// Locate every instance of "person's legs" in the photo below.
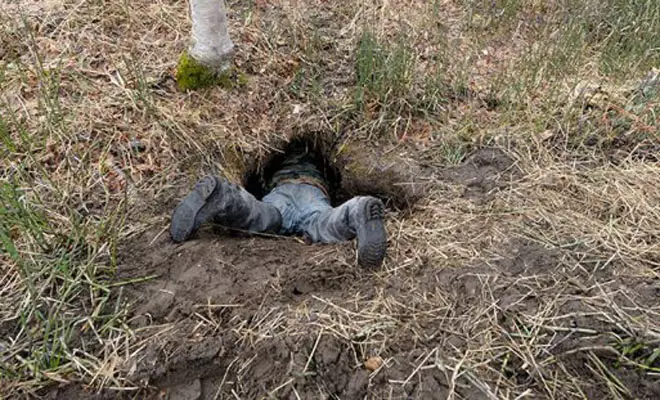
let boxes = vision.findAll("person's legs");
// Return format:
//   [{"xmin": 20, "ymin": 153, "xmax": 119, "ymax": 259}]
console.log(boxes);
[
  {"xmin": 305, "ymin": 196, "xmax": 387, "ymax": 268},
  {"xmin": 263, "ymin": 183, "xmax": 387, "ymax": 267},
  {"xmin": 170, "ymin": 154, "xmax": 387, "ymax": 266},
  {"xmin": 170, "ymin": 176, "xmax": 282, "ymax": 242},
  {"xmin": 262, "ymin": 183, "xmax": 332, "ymax": 235}
]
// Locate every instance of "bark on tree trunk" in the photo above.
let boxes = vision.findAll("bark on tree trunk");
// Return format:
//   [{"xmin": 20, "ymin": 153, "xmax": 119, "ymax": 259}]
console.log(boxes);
[
  {"xmin": 176, "ymin": 0, "xmax": 241, "ymax": 90},
  {"xmin": 189, "ymin": 0, "xmax": 234, "ymax": 69}
]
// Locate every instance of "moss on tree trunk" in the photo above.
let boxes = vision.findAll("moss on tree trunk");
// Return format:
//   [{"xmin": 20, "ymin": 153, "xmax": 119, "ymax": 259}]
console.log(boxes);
[{"xmin": 175, "ymin": 51, "xmax": 247, "ymax": 91}]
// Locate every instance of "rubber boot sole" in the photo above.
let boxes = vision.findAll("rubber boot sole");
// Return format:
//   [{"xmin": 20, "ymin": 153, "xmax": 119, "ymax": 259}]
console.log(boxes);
[
  {"xmin": 170, "ymin": 176, "xmax": 217, "ymax": 243},
  {"xmin": 356, "ymin": 199, "xmax": 387, "ymax": 268}
]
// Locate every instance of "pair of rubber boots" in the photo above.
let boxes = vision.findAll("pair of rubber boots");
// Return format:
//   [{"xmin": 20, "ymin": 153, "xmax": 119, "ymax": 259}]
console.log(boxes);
[{"xmin": 170, "ymin": 176, "xmax": 387, "ymax": 268}]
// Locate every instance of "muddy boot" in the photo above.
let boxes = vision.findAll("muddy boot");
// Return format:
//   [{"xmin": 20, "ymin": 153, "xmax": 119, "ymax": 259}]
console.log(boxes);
[
  {"xmin": 352, "ymin": 197, "xmax": 387, "ymax": 268},
  {"xmin": 170, "ymin": 176, "xmax": 282, "ymax": 242},
  {"xmin": 297, "ymin": 193, "xmax": 387, "ymax": 268}
]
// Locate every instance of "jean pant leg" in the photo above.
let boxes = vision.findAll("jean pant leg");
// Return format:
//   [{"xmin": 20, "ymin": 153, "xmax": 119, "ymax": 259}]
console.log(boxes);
[
  {"xmin": 263, "ymin": 184, "xmax": 370, "ymax": 244},
  {"xmin": 263, "ymin": 184, "xmax": 304, "ymax": 235},
  {"xmin": 263, "ymin": 183, "xmax": 332, "ymax": 236}
]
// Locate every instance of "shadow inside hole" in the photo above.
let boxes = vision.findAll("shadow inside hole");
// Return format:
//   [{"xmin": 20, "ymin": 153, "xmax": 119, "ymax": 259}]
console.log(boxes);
[
  {"xmin": 242, "ymin": 133, "xmax": 428, "ymax": 211},
  {"xmin": 242, "ymin": 135, "xmax": 343, "ymax": 206}
]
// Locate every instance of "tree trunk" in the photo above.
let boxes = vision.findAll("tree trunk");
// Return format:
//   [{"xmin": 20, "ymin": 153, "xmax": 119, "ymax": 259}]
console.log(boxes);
[
  {"xmin": 176, "ymin": 0, "xmax": 240, "ymax": 90},
  {"xmin": 189, "ymin": 0, "xmax": 234, "ymax": 69}
]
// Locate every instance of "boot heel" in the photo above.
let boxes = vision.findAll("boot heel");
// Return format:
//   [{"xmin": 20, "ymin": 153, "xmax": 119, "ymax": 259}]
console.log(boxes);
[{"xmin": 357, "ymin": 199, "xmax": 387, "ymax": 268}]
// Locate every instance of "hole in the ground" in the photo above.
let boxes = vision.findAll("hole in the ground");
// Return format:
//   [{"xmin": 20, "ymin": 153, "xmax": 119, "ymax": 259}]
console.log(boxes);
[
  {"xmin": 243, "ymin": 134, "xmax": 343, "ymax": 205},
  {"xmin": 242, "ymin": 133, "xmax": 428, "ymax": 210}
]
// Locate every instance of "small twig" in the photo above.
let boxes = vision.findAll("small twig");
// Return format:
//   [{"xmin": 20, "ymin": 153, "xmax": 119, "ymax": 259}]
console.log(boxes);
[
  {"xmin": 403, "ymin": 347, "xmax": 437, "ymax": 386},
  {"xmin": 463, "ymin": 370, "xmax": 499, "ymax": 400},
  {"xmin": 193, "ymin": 303, "xmax": 243, "ymax": 309},
  {"xmin": 148, "ymin": 226, "xmax": 168, "ymax": 246},
  {"xmin": 107, "ymin": 274, "xmax": 159, "ymax": 288},
  {"xmin": 231, "ymin": 389, "xmax": 242, "ymax": 400},
  {"xmin": 541, "ymin": 325, "xmax": 599, "ymax": 335},
  {"xmin": 303, "ymin": 329, "xmax": 323, "ymax": 374},
  {"xmin": 267, "ymin": 378, "xmax": 294, "ymax": 398}
]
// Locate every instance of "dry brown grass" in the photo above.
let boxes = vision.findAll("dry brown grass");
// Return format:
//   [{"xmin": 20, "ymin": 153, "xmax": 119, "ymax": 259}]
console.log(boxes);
[{"xmin": 1, "ymin": 0, "xmax": 659, "ymax": 398}]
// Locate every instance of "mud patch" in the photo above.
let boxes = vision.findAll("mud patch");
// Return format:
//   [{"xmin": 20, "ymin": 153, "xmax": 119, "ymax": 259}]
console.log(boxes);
[
  {"xmin": 111, "ymin": 227, "xmax": 373, "ymax": 397},
  {"xmin": 107, "ymin": 222, "xmax": 494, "ymax": 398},
  {"xmin": 121, "ymin": 329, "xmax": 485, "ymax": 400},
  {"xmin": 491, "ymin": 238, "xmax": 563, "ymax": 276},
  {"xmin": 118, "ymin": 229, "xmax": 360, "ymax": 325},
  {"xmin": 439, "ymin": 147, "xmax": 519, "ymax": 201}
]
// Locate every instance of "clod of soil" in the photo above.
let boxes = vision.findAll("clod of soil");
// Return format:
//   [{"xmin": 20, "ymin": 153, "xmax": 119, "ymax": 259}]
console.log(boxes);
[{"xmin": 364, "ymin": 356, "xmax": 384, "ymax": 371}]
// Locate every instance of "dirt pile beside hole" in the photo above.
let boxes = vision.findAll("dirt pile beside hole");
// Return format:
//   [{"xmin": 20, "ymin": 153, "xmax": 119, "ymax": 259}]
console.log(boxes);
[
  {"xmin": 439, "ymin": 147, "xmax": 519, "ymax": 201},
  {"xmin": 118, "ymin": 230, "xmax": 360, "ymax": 325}
]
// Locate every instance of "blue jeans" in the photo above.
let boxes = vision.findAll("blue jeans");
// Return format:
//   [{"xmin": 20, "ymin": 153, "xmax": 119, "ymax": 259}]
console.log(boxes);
[{"xmin": 262, "ymin": 183, "xmax": 367, "ymax": 243}]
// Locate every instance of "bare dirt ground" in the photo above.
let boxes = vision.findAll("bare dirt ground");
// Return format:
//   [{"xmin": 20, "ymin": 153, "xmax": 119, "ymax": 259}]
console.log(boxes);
[
  {"xmin": 48, "ymin": 147, "xmax": 532, "ymax": 399},
  {"xmin": 44, "ymin": 146, "xmax": 660, "ymax": 399},
  {"xmin": 114, "ymin": 148, "xmax": 519, "ymax": 399},
  {"xmin": 2, "ymin": 0, "xmax": 659, "ymax": 399}
]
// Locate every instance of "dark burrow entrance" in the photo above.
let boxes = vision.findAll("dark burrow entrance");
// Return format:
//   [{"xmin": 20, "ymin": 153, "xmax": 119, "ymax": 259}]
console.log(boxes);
[
  {"xmin": 241, "ymin": 133, "xmax": 428, "ymax": 210},
  {"xmin": 242, "ymin": 135, "xmax": 343, "ymax": 205}
]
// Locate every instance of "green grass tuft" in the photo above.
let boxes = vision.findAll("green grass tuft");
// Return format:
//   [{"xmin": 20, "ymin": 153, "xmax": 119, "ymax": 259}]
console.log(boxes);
[{"xmin": 355, "ymin": 31, "xmax": 415, "ymax": 110}]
